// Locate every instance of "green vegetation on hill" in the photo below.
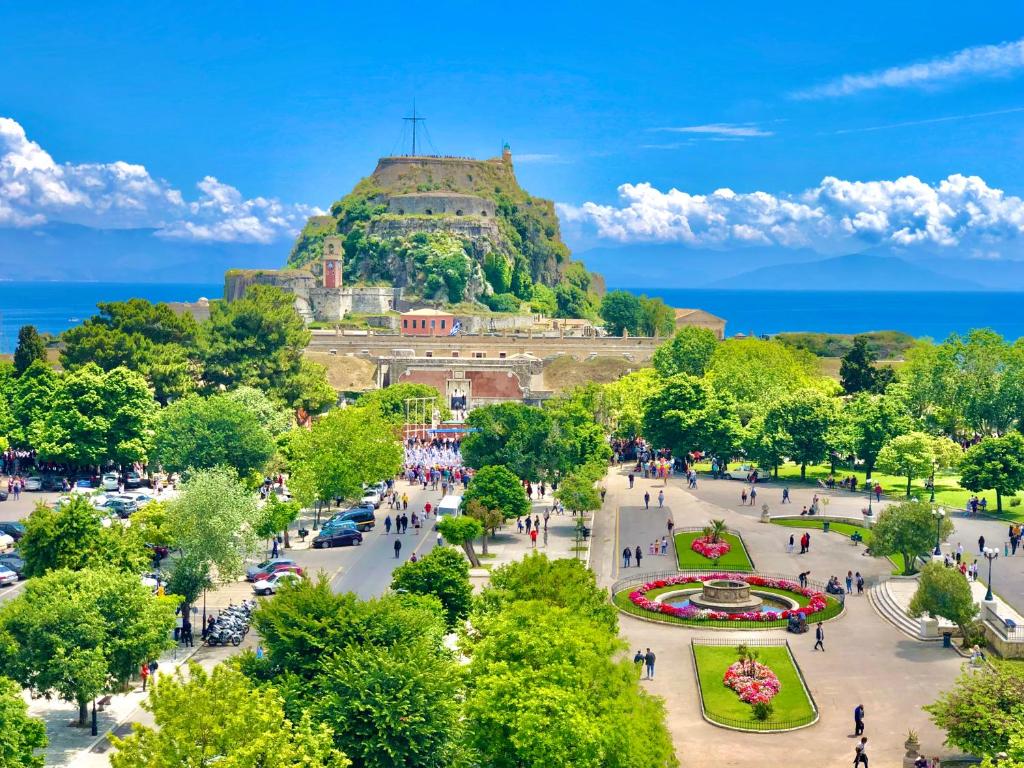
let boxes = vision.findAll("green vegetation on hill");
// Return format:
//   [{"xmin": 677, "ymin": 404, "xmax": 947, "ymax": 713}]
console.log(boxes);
[
  {"xmin": 286, "ymin": 156, "xmax": 600, "ymax": 315},
  {"xmin": 775, "ymin": 331, "xmax": 915, "ymax": 359}
]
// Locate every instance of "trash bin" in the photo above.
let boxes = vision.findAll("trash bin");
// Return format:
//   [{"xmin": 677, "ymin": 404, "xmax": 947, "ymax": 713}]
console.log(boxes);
[
  {"xmin": 942, "ymin": 631, "xmax": 953, "ymax": 648},
  {"xmin": 823, "ymin": 520, "xmax": 831, "ymax": 533}
]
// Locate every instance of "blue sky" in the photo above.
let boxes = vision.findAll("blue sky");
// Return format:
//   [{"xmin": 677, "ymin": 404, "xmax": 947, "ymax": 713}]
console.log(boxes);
[{"xmin": 1, "ymin": 1, "xmax": 1023, "ymax": 264}]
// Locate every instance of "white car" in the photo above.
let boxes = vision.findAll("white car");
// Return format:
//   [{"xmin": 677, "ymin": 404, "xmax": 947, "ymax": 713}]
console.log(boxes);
[
  {"xmin": 0, "ymin": 533, "xmax": 13, "ymax": 551},
  {"xmin": 361, "ymin": 490, "xmax": 382, "ymax": 509},
  {"xmin": 0, "ymin": 565, "xmax": 17, "ymax": 587},
  {"xmin": 101, "ymin": 473, "xmax": 120, "ymax": 491},
  {"xmin": 23, "ymin": 476, "xmax": 42, "ymax": 491},
  {"xmin": 252, "ymin": 571, "xmax": 303, "ymax": 596}
]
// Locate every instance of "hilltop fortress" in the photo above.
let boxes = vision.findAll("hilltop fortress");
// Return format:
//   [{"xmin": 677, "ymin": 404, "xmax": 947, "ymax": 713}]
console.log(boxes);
[{"xmin": 224, "ymin": 146, "xmax": 597, "ymax": 322}]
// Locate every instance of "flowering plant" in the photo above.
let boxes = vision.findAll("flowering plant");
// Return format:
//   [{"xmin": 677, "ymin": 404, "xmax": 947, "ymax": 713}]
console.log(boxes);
[
  {"xmin": 724, "ymin": 660, "xmax": 781, "ymax": 704},
  {"xmin": 627, "ymin": 572, "xmax": 829, "ymax": 622},
  {"xmin": 691, "ymin": 536, "xmax": 731, "ymax": 559}
]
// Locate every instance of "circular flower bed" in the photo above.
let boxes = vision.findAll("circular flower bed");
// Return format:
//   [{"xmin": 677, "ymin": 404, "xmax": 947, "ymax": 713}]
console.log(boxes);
[
  {"xmin": 628, "ymin": 572, "xmax": 828, "ymax": 622},
  {"xmin": 724, "ymin": 660, "xmax": 781, "ymax": 704},
  {"xmin": 692, "ymin": 536, "xmax": 730, "ymax": 559}
]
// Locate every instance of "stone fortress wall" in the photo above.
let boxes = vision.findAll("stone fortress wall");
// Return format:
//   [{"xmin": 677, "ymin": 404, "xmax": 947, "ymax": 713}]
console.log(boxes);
[{"xmin": 386, "ymin": 192, "xmax": 495, "ymax": 218}]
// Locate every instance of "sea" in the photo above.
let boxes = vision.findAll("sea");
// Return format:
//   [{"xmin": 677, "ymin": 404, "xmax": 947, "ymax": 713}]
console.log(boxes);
[{"xmin": 1, "ymin": 282, "xmax": 1024, "ymax": 353}]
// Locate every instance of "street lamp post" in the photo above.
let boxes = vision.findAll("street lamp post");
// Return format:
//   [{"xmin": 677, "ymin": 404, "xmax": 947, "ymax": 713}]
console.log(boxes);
[
  {"xmin": 984, "ymin": 547, "xmax": 999, "ymax": 602},
  {"xmin": 929, "ymin": 461, "xmax": 937, "ymax": 504},
  {"xmin": 932, "ymin": 507, "xmax": 945, "ymax": 556},
  {"xmin": 866, "ymin": 478, "xmax": 873, "ymax": 516}
]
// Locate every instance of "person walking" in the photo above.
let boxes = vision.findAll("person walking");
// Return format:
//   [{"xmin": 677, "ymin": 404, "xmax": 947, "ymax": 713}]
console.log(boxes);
[
  {"xmin": 978, "ymin": 535, "xmax": 986, "ymax": 553},
  {"xmin": 750, "ymin": 486, "xmax": 757, "ymax": 506},
  {"xmin": 623, "ymin": 547, "xmax": 632, "ymax": 568},
  {"xmin": 657, "ymin": 490, "xmax": 665, "ymax": 509},
  {"xmin": 846, "ymin": 571, "xmax": 853, "ymax": 594},
  {"xmin": 660, "ymin": 536, "xmax": 668, "ymax": 556},
  {"xmin": 635, "ymin": 545, "xmax": 643, "ymax": 568},
  {"xmin": 854, "ymin": 737, "xmax": 868, "ymax": 766},
  {"xmin": 643, "ymin": 491, "xmax": 650, "ymax": 510},
  {"xmin": 813, "ymin": 622, "xmax": 825, "ymax": 651},
  {"xmin": 628, "ymin": 473, "xmax": 635, "ymax": 489},
  {"xmin": 856, "ymin": 571, "xmax": 865, "ymax": 594},
  {"xmin": 782, "ymin": 487, "xmax": 790, "ymax": 504},
  {"xmin": 525, "ymin": 516, "xmax": 532, "ymax": 535},
  {"xmin": 741, "ymin": 488, "xmax": 748, "ymax": 505},
  {"xmin": 666, "ymin": 518, "xmax": 674, "ymax": 536},
  {"xmin": 644, "ymin": 648, "xmax": 656, "ymax": 680},
  {"xmin": 271, "ymin": 538, "xmax": 279, "ymax": 559},
  {"xmin": 394, "ymin": 538, "xmax": 402, "ymax": 559},
  {"xmin": 140, "ymin": 662, "xmax": 150, "ymax": 691},
  {"xmin": 530, "ymin": 528, "xmax": 538, "ymax": 548},
  {"xmin": 384, "ymin": 515, "xmax": 392, "ymax": 534},
  {"xmin": 633, "ymin": 649, "xmax": 645, "ymax": 678},
  {"xmin": 804, "ymin": 532, "xmax": 812, "ymax": 553},
  {"xmin": 854, "ymin": 703, "xmax": 865, "ymax": 736},
  {"xmin": 787, "ymin": 534, "xmax": 795, "ymax": 554}
]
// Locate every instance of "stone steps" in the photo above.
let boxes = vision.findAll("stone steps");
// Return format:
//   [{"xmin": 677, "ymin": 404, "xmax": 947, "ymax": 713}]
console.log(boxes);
[{"xmin": 866, "ymin": 580, "xmax": 941, "ymax": 641}]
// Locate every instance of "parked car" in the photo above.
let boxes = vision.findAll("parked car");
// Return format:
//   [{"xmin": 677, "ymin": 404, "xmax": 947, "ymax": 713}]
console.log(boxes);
[
  {"xmin": 312, "ymin": 528, "xmax": 363, "ymax": 549},
  {"xmin": 252, "ymin": 571, "xmax": 303, "ymax": 596},
  {"xmin": 251, "ymin": 563, "xmax": 305, "ymax": 580},
  {"xmin": 321, "ymin": 518, "xmax": 359, "ymax": 533},
  {"xmin": 0, "ymin": 522, "xmax": 26, "ymax": 541},
  {"xmin": 245, "ymin": 558, "xmax": 296, "ymax": 581},
  {"xmin": 41, "ymin": 475, "xmax": 64, "ymax": 492},
  {"xmin": 361, "ymin": 490, "xmax": 382, "ymax": 509},
  {"xmin": 0, "ymin": 553, "xmax": 26, "ymax": 579},
  {"xmin": 23, "ymin": 476, "xmax": 43, "ymax": 492},
  {"xmin": 103, "ymin": 498, "xmax": 138, "ymax": 518},
  {"xmin": 0, "ymin": 532, "xmax": 14, "ymax": 551},
  {"xmin": 101, "ymin": 473, "xmax": 120, "ymax": 491},
  {"xmin": 721, "ymin": 464, "xmax": 772, "ymax": 482},
  {"xmin": 0, "ymin": 490, "xmax": 7, "ymax": 501},
  {"xmin": 337, "ymin": 506, "xmax": 376, "ymax": 531},
  {"xmin": 71, "ymin": 480, "xmax": 94, "ymax": 495},
  {"xmin": 125, "ymin": 471, "xmax": 145, "ymax": 489},
  {"xmin": 0, "ymin": 565, "xmax": 17, "ymax": 587}
]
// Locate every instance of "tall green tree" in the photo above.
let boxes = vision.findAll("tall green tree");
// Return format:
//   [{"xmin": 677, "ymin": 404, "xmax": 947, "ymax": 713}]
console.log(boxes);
[
  {"xmin": 908, "ymin": 561, "xmax": 978, "ymax": 647},
  {"xmin": 958, "ymin": 433, "xmax": 1024, "ymax": 513},
  {"xmin": 876, "ymin": 431, "xmax": 961, "ymax": 498},
  {"xmin": 652, "ymin": 326, "xmax": 718, "ymax": 378},
  {"xmin": 111, "ymin": 663, "xmax": 349, "ymax": 768},
  {"xmin": 638, "ymin": 295, "xmax": 676, "ymax": 337},
  {"xmin": 436, "ymin": 516, "xmax": 485, "ymax": 569},
  {"xmin": 152, "ymin": 393, "xmax": 275, "ymax": 477},
  {"xmin": 761, "ymin": 388, "xmax": 835, "ymax": 479},
  {"xmin": 0, "ymin": 676, "xmax": 47, "ymax": 768},
  {"xmin": 839, "ymin": 335, "xmax": 880, "ymax": 394},
  {"xmin": 356, "ymin": 383, "xmax": 450, "ymax": 425},
  {"xmin": 462, "ymin": 403, "xmax": 552, "ymax": 479},
  {"xmin": 391, "ymin": 546, "xmax": 472, "ymax": 628},
  {"xmin": 0, "ymin": 568, "xmax": 177, "ymax": 726},
  {"xmin": 599, "ymin": 291, "xmax": 644, "ymax": 336},
  {"xmin": 10, "ymin": 360, "xmax": 59, "ymax": 446},
  {"xmin": 200, "ymin": 285, "xmax": 312, "ymax": 407},
  {"xmin": 555, "ymin": 469, "xmax": 603, "ymax": 515},
  {"xmin": 19, "ymin": 496, "xmax": 150, "ymax": 578},
  {"xmin": 288, "ymin": 407, "xmax": 403, "ymax": 510},
  {"xmin": 641, "ymin": 374, "xmax": 743, "ymax": 461},
  {"xmin": 167, "ymin": 467, "xmax": 261, "ymax": 588},
  {"xmin": 461, "ymin": 465, "xmax": 530, "ymax": 520},
  {"xmin": 869, "ymin": 499, "xmax": 953, "ymax": 575},
  {"xmin": 13, "ymin": 326, "xmax": 47, "ymax": 377},
  {"xmin": 845, "ymin": 392, "xmax": 913, "ymax": 478},
  {"xmin": 926, "ymin": 664, "xmax": 1024, "ymax": 758},
  {"xmin": 223, "ymin": 385, "xmax": 294, "ymax": 437}
]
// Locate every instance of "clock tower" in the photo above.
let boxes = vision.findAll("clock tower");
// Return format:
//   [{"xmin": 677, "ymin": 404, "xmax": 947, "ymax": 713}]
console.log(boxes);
[{"xmin": 322, "ymin": 236, "xmax": 343, "ymax": 289}]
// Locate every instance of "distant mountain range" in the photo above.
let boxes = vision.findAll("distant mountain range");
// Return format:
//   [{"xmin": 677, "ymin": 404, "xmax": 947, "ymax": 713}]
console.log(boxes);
[
  {"xmin": 577, "ymin": 244, "xmax": 1018, "ymax": 292},
  {"xmin": 0, "ymin": 223, "xmax": 282, "ymax": 284}
]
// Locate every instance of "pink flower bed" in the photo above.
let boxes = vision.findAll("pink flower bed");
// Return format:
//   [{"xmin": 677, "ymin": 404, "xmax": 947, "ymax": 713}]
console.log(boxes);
[
  {"xmin": 691, "ymin": 536, "xmax": 730, "ymax": 559},
  {"xmin": 627, "ymin": 572, "xmax": 829, "ymax": 622},
  {"xmin": 724, "ymin": 660, "xmax": 781, "ymax": 704}
]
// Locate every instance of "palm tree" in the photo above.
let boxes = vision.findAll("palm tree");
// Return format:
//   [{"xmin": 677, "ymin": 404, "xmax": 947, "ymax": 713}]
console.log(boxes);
[{"xmin": 709, "ymin": 519, "xmax": 727, "ymax": 543}]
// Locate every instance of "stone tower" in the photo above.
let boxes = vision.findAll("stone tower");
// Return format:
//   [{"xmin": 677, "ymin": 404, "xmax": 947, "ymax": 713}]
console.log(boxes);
[
  {"xmin": 502, "ymin": 142, "xmax": 512, "ymax": 163},
  {"xmin": 322, "ymin": 236, "xmax": 343, "ymax": 289}
]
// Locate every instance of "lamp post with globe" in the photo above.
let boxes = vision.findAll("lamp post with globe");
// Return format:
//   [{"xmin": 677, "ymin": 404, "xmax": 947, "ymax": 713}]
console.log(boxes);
[
  {"xmin": 932, "ymin": 507, "xmax": 945, "ymax": 556},
  {"xmin": 984, "ymin": 547, "xmax": 999, "ymax": 602}
]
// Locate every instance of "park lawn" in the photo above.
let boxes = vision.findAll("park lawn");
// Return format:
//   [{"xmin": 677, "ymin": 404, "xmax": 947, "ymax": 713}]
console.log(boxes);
[
  {"xmin": 769, "ymin": 518, "xmax": 905, "ymax": 575},
  {"xmin": 612, "ymin": 584, "xmax": 844, "ymax": 629},
  {"xmin": 694, "ymin": 460, "xmax": 1024, "ymax": 522},
  {"xmin": 692, "ymin": 644, "xmax": 816, "ymax": 730},
  {"xmin": 674, "ymin": 530, "xmax": 754, "ymax": 572}
]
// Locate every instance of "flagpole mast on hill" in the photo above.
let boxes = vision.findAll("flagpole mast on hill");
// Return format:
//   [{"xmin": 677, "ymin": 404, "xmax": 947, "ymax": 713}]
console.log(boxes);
[{"xmin": 403, "ymin": 100, "xmax": 425, "ymax": 156}]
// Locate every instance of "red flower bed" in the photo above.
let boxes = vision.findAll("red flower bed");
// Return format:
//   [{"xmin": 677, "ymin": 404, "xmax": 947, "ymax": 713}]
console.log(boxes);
[
  {"xmin": 627, "ymin": 572, "xmax": 829, "ymax": 622},
  {"xmin": 724, "ymin": 660, "xmax": 781, "ymax": 704},
  {"xmin": 691, "ymin": 536, "xmax": 730, "ymax": 559}
]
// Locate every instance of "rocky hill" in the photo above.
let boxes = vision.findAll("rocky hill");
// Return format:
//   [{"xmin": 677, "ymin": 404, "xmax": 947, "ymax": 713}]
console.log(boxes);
[{"xmin": 287, "ymin": 149, "xmax": 602, "ymax": 311}]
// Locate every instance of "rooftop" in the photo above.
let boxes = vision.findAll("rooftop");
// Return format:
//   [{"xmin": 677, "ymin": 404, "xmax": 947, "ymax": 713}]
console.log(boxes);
[{"xmin": 401, "ymin": 308, "xmax": 456, "ymax": 317}]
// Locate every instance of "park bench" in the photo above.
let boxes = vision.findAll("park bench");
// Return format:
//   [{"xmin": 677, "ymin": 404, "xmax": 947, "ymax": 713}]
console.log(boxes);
[{"xmin": 96, "ymin": 695, "xmax": 113, "ymax": 711}]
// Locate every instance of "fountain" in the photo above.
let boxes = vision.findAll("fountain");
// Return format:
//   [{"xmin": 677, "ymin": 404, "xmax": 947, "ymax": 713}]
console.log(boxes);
[{"xmin": 686, "ymin": 579, "xmax": 765, "ymax": 612}]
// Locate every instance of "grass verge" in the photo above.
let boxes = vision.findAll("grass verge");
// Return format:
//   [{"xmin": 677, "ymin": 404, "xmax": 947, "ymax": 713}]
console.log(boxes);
[
  {"xmin": 693, "ymin": 644, "xmax": 816, "ymax": 730},
  {"xmin": 674, "ymin": 531, "xmax": 754, "ymax": 572}
]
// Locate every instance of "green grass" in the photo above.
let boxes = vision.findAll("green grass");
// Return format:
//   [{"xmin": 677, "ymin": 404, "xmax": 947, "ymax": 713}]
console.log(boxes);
[
  {"xmin": 692, "ymin": 644, "xmax": 816, "ymax": 730},
  {"xmin": 612, "ymin": 584, "xmax": 843, "ymax": 629},
  {"xmin": 674, "ymin": 531, "xmax": 754, "ymax": 572},
  {"xmin": 770, "ymin": 518, "xmax": 906, "ymax": 575},
  {"xmin": 696, "ymin": 460, "xmax": 1024, "ymax": 522}
]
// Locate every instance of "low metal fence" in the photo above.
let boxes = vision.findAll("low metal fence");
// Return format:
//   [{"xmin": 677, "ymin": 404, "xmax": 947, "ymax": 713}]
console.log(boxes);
[
  {"xmin": 690, "ymin": 637, "xmax": 819, "ymax": 731},
  {"xmin": 671, "ymin": 526, "xmax": 758, "ymax": 571},
  {"xmin": 983, "ymin": 603, "xmax": 1024, "ymax": 642}
]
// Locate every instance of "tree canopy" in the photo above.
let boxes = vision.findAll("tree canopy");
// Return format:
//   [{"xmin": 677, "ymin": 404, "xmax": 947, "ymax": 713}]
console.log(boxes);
[
  {"xmin": 461, "ymin": 465, "xmax": 530, "ymax": 520},
  {"xmin": 876, "ymin": 431, "xmax": 961, "ymax": 497},
  {"xmin": 0, "ymin": 676, "xmax": 47, "ymax": 768},
  {"xmin": 926, "ymin": 665, "xmax": 1024, "ymax": 757},
  {"xmin": 391, "ymin": 546, "xmax": 472, "ymax": 628},
  {"xmin": 13, "ymin": 326, "xmax": 47, "ymax": 377},
  {"xmin": 652, "ymin": 326, "xmax": 718, "ymax": 378},
  {"xmin": 908, "ymin": 561, "xmax": 978, "ymax": 646},
  {"xmin": 869, "ymin": 499, "xmax": 952, "ymax": 575},
  {"xmin": 958, "ymin": 432, "xmax": 1024, "ymax": 512}
]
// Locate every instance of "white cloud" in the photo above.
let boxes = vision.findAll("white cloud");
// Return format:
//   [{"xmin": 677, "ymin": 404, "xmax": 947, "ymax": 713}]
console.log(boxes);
[
  {"xmin": 652, "ymin": 123, "xmax": 773, "ymax": 138},
  {"xmin": 558, "ymin": 174, "xmax": 1024, "ymax": 255},
  {"xmin": 793, "ymin": 37, "xmax": 1024, "ymax": 99},
  {"xmin": 0, "ymin": 117, "xmax": 320, "ymax": 242}
]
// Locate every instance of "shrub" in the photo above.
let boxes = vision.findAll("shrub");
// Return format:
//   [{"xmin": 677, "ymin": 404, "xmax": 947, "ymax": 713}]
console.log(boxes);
[{"xmin": 752, "ymin": 701, "xmax": 774, "ymax": 721}]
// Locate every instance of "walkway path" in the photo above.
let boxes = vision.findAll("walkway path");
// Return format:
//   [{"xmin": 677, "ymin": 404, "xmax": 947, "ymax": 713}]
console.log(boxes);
[{"xmin": 593, "ymin": 466, "xmax": 968, "ymax": 768}]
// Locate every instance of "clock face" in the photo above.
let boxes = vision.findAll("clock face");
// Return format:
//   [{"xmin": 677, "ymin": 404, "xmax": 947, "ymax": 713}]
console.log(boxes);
[{"xmin": 326, "ymin": 262, "xmax": 335, "ymax": 270}]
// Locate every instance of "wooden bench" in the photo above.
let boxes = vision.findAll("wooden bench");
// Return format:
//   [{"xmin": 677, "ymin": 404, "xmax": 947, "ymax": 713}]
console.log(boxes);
[{"xmin": 96, "ymin": 695, "xmax": 113, "ymax": 711}]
